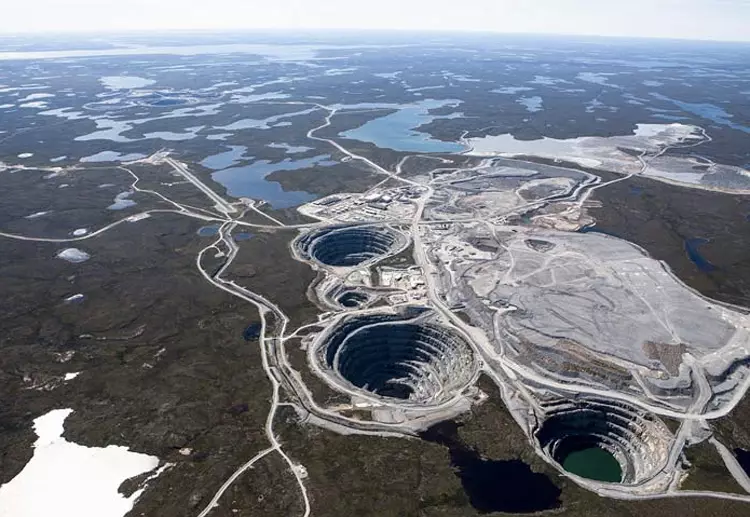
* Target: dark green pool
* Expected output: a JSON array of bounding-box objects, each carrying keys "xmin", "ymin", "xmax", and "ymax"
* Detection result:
[{"xmin": 562, "ymin": 447, "xmax": 622, "ymax": 482}]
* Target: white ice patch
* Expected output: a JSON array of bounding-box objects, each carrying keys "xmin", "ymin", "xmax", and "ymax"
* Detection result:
[
  {"xmin": 374, "ymin": 72, "xmax": 400, "ymax": 79},
  {"xmin": 56, "ymin": 248, "xmax": 90, "ymax": 263},
  {"xmin": 80, "ymin": 151, "xmax": 146, "ymax": 163},
  {"xmin": 464, "ymin": 123, "xmax": 748, "ymax": 190},
  {"xmin": 577, "ymin": 72, "xmax": 620, "ymax": 88},
  {"xmin": 268, "ymin": 142, "xmax": 313, "ymax": 154},
  {"xmin": 63, "ymin": 372, "xmax": 81, "ymax": 381},
  {"xmin": 40, "ymin": 107, "xmax": 87, "ymax": 121},
  {"xmin": 492, "ymin": 86, "xmax": 533, "ymax": 94},
  {"xmin": 465, "ymin": 123, "xmax": 702, "ymax": 171},
  {"xmin": 206, "ymin": 133, "xmax": 232, "ymax": 141},
  {"xmin": 466, "ymin": 133, "xmax": 603, "ymax": 168},
  {"xmin": 0, "ymin": 85, "xmax": 48, "ymax": 93},
  {"xmin": 25, "ymin": 211, "xmax": 50, "ymax": 219},
  {"xmin": 632, "ymin": 123, "xmax": 689, "ymax": 138},
  {"xmin": 19, "ymin": 101, "xmax": 47, "ymax": 109},
  {"xmin": 517, "ymin": 96, "xmax": 543, "ymax": 113},
  {"xmin": 530, "ymin": 75, "xmax": 569, "ymax": 86},
  {"xmin": 0, "ymin": 409, "xmax": 161, "ymax": 517},
  {"xmin": 20, "ymin": 92, "xmax": 54, "ymax": 102},
  {"xmin": 107, "ymin": 191, "xmax": 136, "ymax": 210},
  {"xmin": 100, "ymin": 76, "xmax": 156, "ymax": 89}
]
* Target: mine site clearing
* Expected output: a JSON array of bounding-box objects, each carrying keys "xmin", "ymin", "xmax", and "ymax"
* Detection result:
[
  {"xmin": 290, "ymin": 120, "xmax": 750, "ymax": 500},
  {"xmin": 4, "ymin": 113, "xmax": 750, "ymax": 512}
]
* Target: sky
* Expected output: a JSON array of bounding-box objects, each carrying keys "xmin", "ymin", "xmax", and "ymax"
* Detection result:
[{"xmin": 2, "ymin": 0, "xmax": 749, "ymax": 42}]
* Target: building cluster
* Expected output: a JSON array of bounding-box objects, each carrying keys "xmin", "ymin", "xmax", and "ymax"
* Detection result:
[
  {"xmin": 377, "ymin": 266, "xmax": 427, "ymax": 303},
  {"xmin": 299, "ymin": 187, "xmax": 422, "ymax": 223}
]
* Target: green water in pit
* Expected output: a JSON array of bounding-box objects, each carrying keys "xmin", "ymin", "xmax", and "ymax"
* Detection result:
[{"xmin": 562, "ymin": 447, "xmax": 622, "ymax": 482}]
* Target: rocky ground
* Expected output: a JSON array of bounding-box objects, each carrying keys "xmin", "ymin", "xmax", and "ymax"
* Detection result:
[{"xmin": 2, "ymin": 159, "xmax": 750, "ymax": 517}]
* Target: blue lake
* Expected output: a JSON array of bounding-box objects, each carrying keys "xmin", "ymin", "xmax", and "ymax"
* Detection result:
[
  {"xmin": 197, "ymin": 225, "xmax": 220, "ymax": 237},
  {"xmin": 652, "ymin": 94, "xmax": 750, "ymax": 133},
  {"xmin": 211, "ymin": 155, "xmax": 333, "ymax": 209},
  {"xmin": 685, "ymin": 238, "xmax": 717, "ymax": 272},
  {"xmin": 340, "ymin": 99, "xmax": 466, "ymax": 153},
  {"xmin": 243, "ymin": 323, "xmax": 262, "ymax": 341},
  {"xmin": 201, "ymin": 146, "xmax": 248, "ymax": 170}
]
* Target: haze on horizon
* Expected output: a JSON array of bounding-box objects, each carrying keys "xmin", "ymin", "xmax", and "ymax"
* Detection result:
[{"xmin": 2, "ymin": 0, "xmax": 749, "ymax": 43}]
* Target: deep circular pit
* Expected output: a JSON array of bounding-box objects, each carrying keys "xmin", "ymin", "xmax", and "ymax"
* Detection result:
[
  {"xmin": 536, "ymin": 399, "xmax": 671, "ymax": 484},
  {"xmin": 337, "ymin": 291, "xmax": 369, "ymax": 308},
  {"xmin": 321, "ymin": 314, "xmax": 477, "ymax": 404},
  {"xmin": 301, "ymin": 226, "xmax": 404, "ymax": 267}
]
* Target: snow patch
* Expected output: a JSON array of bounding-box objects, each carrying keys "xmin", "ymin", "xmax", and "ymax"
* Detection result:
[
  {"xmin": 492, "ymin": 86, "xmax": 533, "ymax": 94},
  {"xmin": 56, "ymin": 248, "xmax": 90, "ymax": 263},
  {"xmin": 20, "ymin": 93, "xmax": 54, "ymax": 102},
  {"xmin": 518, "ymin": 96, "xmax": 543, "ymax": 113},
  {"xmin": 100, "ymin": 76, "xmax": 156, "ymax": 89},
  {"xmin": 0, "ymin": 409, "xmax": 161, "ymax": 517},
  {"xmin": 80, "ymin": 151, "xmax": 146, "ymax": 163},
  {"xmin": 633, "ymin": 123, "xmax": 691, "ymax": 138},
  {"xmin": 19, "ymin": 101, "xmax": 48, "ymax": 109},
  {"xmin": 25, "ymin": 211, "xmax": 50, "ymax": 219},
  {"xmin": 107, "ymin": 191, "xmax": 136, "ymax": 210},
  {"xmin": 268, "ymin": 142, "xmax": 313, "ymax": 154}
]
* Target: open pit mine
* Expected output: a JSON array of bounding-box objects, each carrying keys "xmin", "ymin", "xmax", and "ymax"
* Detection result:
[{"xmin": 279, "ymin": 124, "xmax": 750, "ymax": 502}]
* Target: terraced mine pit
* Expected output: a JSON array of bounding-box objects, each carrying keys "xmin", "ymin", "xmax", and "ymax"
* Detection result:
[
  {"xmin": 535, "ymin": 399, "xmax": 672, "ymax": 484},
  {"xmin": 317, "ymin": 312, "xmax": 477, "ymax": 404},
  {"xmin": 296, "ymin": 225, "xmax": 407, "ymax": 267},
  {"xmin": 337, "ymin": 291, "xmax": 369, "ymax": 308}
]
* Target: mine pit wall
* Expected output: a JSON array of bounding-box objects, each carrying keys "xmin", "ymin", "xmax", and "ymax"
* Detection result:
[
  {"xmin": 312, "ymin": 308, "xmax": 478, "ymax": 405},
  {"xmin": 294, "ymin": 224, "xmax": 409, "ymax": 268},
  {"xmin": 331, "ymin": 322, "xmax": 476, "ymax": 403},
  {"xmin": 534, "ymin": 398, "xmax": 673, "ymax": 485}
]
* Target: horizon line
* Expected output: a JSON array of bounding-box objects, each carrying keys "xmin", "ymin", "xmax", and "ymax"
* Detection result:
[{"xmin": 1, "ymin": 27, "xmax": 749, "ymax": 45}]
